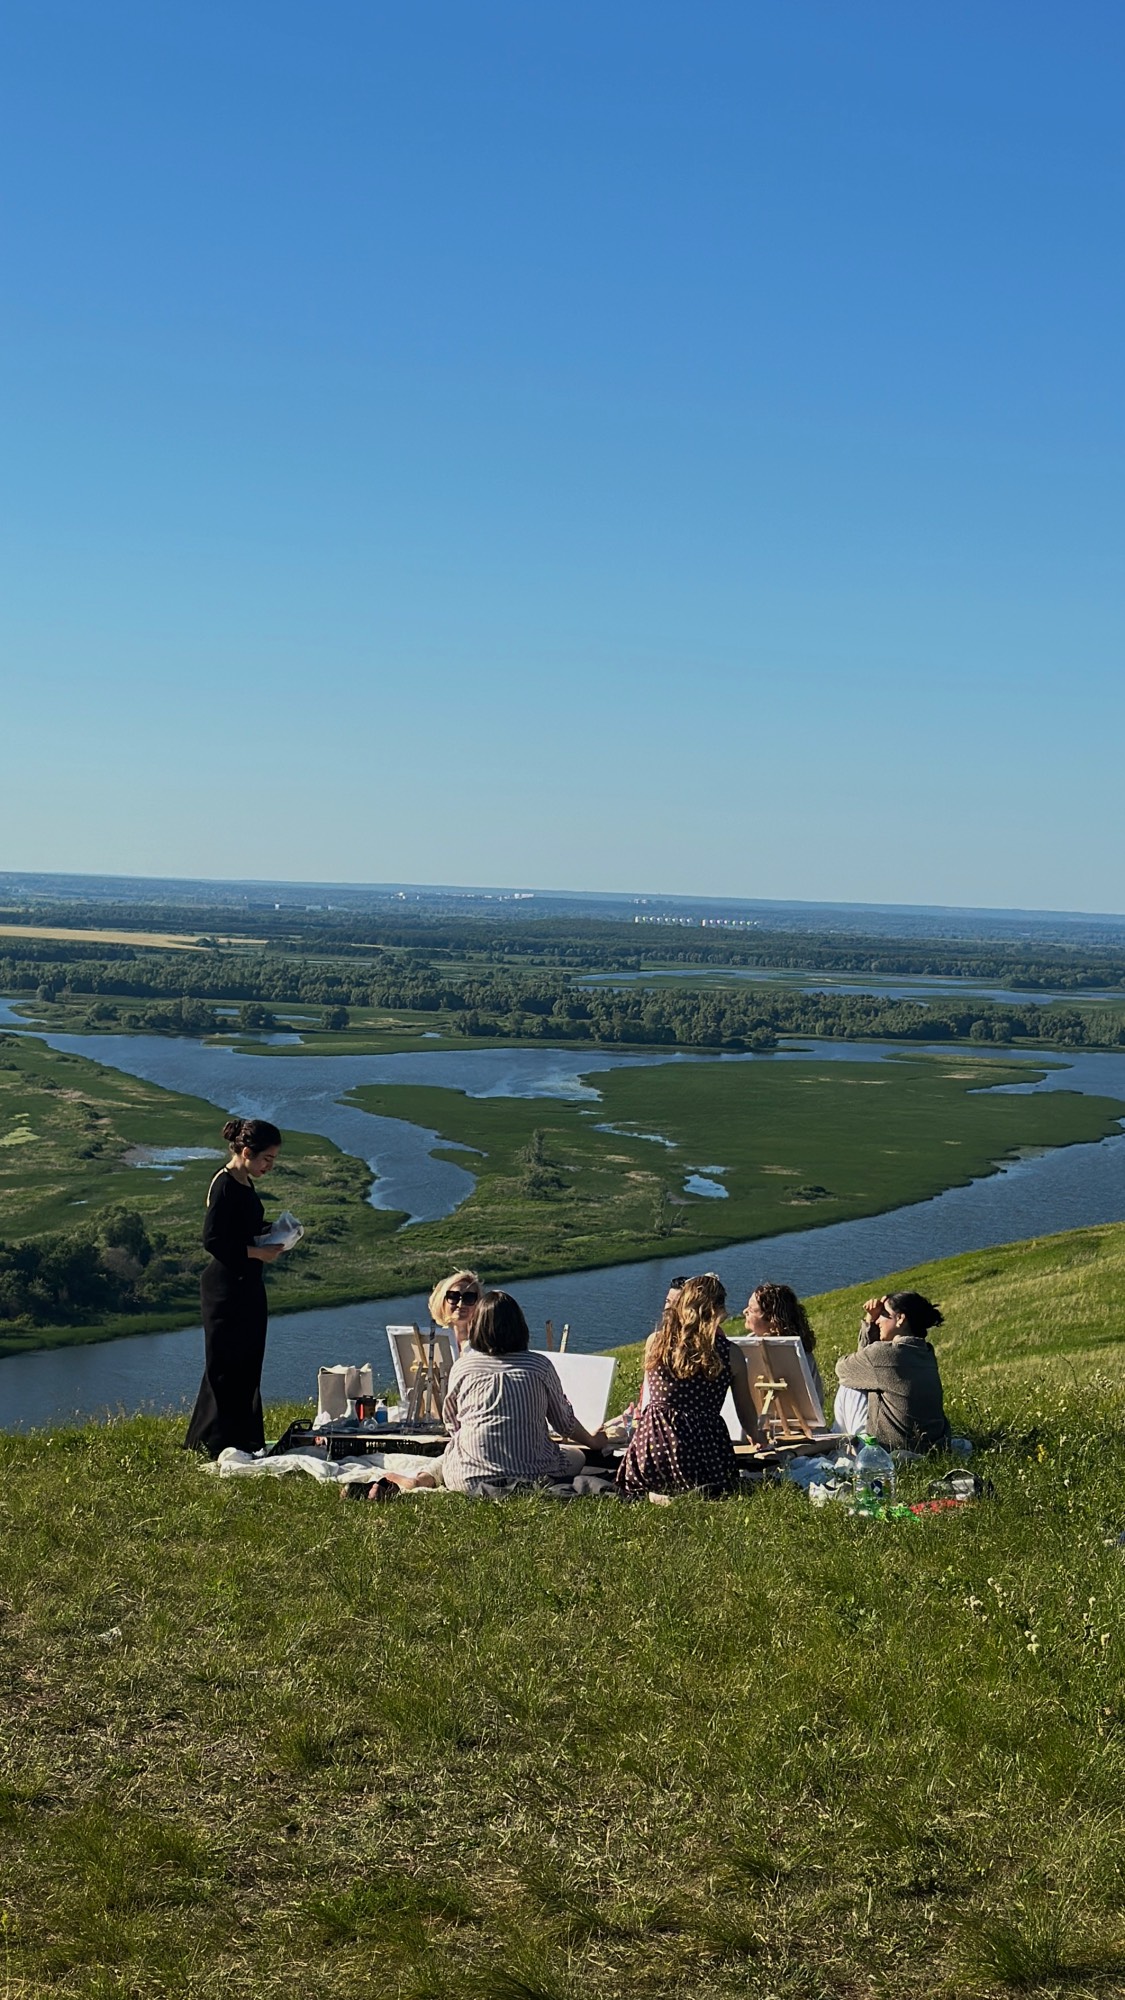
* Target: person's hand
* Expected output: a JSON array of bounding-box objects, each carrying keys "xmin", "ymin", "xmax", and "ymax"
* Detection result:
[
  {"xmin": 256, "ymin": 1244, "xmax": 285, "ymax": 1263},
  {"xmin": 585, "ymin": 1427, "xmax": 609, "ymax": 1453},
  {"xmin": 862, "ymin": 1296, "xmax": 885, "ymax": 1322}
]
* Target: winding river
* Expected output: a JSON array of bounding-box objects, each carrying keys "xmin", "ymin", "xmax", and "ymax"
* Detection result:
[{"xmin": 1, "ymin": 999, "xmax": 1123, "ymax": 1430}]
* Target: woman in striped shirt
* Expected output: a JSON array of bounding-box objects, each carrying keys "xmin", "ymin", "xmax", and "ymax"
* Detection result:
[{"xmin": 381, "ymin": 1290, "xmax": 606, "ymax": 1496}]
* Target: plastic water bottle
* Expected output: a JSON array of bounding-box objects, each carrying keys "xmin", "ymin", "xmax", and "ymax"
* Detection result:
[
  {"xmin": 853, "ymin": 1437, "xmax": 895, "ymax": 1513},
  {"xmin": 374, "ymin": 1399, "xmax": 389, "ymax": 1427}
]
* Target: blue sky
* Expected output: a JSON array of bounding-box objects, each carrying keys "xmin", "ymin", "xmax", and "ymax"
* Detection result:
[{"xmin": 2, "ymin": 1, "xmax": 1122, "ymax": 909}]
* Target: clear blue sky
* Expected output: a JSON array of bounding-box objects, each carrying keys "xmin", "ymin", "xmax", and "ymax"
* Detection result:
[{"xmin": 2, "ymin": 1, "xmax": 1122, "ymax": 910}]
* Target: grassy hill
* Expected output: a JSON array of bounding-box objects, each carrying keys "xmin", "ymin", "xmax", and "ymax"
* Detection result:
[{"xmin": 3, "ymin": 1224, "xmax": 1125, "ymax": 1997}]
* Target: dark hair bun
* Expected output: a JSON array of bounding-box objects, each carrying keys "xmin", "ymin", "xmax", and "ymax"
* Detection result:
[
  {"xmin": 887, "ymin": 1291, "xmax": 944, "ymax": 1336},
  {"xmin": 222, "ymin": 1116, "xmax": 282, "ymax": 1155}
]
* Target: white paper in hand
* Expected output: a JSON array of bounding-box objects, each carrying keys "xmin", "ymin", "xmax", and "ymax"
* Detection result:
[{"xmin": 255, "ymin": 1210, "xmax": 304, "ymax": 1251}]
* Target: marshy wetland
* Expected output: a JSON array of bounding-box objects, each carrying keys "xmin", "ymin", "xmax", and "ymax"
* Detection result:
[
  {"xmin": 2, "ymin": 899, "xmax": 1125, "ymax": 1400},
  {"xmin": 1, "ymin": 993, "xmax": 1124, "ymax": 1382}
]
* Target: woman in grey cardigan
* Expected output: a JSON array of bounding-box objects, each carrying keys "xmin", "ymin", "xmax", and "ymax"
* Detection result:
[{"xmin": 834, "ymin": 1292, "xmax": 951, "ymax": 1452}]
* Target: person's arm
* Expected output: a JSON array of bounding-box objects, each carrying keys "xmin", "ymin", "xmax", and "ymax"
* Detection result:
[
  {"xmin": 543, "ymin": 1370, "xmax": 605, "ymax": 1452},
  {"xmin": 727, "ymin": 1343, "xmax": 763, "ymax": 1444},
  {"xmin": 202, "ymin": 1177, "xmax": 283, "ymax": 1267},
  {"xmin": 836, "ymin": 1347, "xmax": 890, "ymax": 1391},
  {"xmin": 569, "ymin": 1416, "xmax": 607, "ymax": 1450},
  {"xmin": 857, "ymin": 1297, "xmax": 885, "ymax": 1348}
]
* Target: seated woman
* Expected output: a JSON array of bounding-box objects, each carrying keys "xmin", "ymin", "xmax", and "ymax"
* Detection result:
[
  {"xmin": 834, "ymin": 1292, "xmax": 951, "ymax": 1452},
  {"xmin": 428, "ymin": 1268, "xmax": 483, "ymax": 1352},
  {"xmin": 381, "ymin": 1290, "xmax": 606, "ymax": 1496},
  {"xmin": 617, "ymin": 1273, "xmax": 761, "ymax": 1500},
  {"xmin": 742, "ymin": 1281, "xmax": 825, "ymax": 1411}
]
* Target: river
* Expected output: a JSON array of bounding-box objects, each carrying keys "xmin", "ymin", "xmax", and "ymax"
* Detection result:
[
  {"xmin": 1, "ymin": 1002, "xmax": 1123, "ymax": 1430},
  {"xmin": 580, "ymin": 968, "xmax": 1125, "ymax": 1006}
]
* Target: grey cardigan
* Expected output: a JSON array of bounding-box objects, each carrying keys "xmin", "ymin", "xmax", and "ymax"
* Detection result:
[{"xmin": 835, "ymin": 1335, "xmax": 950, "ymax": 1452}]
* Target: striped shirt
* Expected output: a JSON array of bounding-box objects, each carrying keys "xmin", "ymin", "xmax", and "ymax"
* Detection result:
[{"xmin": 439, "ymin": 1348, "xmax": 579, "ymax": 1494}]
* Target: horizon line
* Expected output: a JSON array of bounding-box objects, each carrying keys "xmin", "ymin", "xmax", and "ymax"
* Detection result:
[{"xmin": 1, "ymin": 868, "xmax": 1123, "ymax": 927}]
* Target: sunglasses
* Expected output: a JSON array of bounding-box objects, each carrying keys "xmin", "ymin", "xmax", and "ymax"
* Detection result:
[{"xmin": 446, "ymin": 1289, "xmax": 479, "ymax": 1308}]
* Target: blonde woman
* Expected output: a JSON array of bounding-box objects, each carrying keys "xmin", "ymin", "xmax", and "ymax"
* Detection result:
[
  {"xmin": 428, "ymin": 1269, "xmax": 483, "ymax": 1351},
  {"xmin": 617, "ymin": 1273, "xmax": 759, "ymax": 1499}
]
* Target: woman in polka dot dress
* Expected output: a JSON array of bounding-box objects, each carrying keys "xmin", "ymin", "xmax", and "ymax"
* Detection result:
[{"xmin": 617, "ymin": 1273, "xmax": 761, "ymax": 1499}]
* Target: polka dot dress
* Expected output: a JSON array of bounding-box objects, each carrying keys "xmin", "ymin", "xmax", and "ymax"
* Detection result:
[{"xmin": 617, "ymin": 1332, "xmax": 738, "ymax": 1499}]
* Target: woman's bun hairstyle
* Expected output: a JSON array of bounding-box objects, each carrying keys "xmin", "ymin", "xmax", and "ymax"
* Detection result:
[
  {"xmin": 223, "ymin": 1116, "xmax": 282, "ymax": 1155},
  {"xmin": 886, "ymin": 1291, "xmax": 944, "ymax": 1337}
]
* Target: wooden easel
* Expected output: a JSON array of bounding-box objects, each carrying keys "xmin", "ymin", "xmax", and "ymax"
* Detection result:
[
  {"xmin": 544, "ymin": 1319, "xmax": 570, "ymax": 1352},
  {"xmin": 754, "ymin": 1372, "xmax": 815, "ymax": 1442},
  {"xmin": 406, "ymin": 1323, "xmax": 446, "ymax": 1423}
]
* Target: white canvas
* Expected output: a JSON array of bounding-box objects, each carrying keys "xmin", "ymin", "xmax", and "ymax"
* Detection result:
[
  {"xmin": 543, "ymin": 1351, "xmax": 616, "ymax": 1434},
  {"xmin": 720, "ymin": 1335, "xmax": 827, "ymax": 1440},
  {"xmin": 386, "ymin": 1326, "xmax": 458, "ymax": 1412}
]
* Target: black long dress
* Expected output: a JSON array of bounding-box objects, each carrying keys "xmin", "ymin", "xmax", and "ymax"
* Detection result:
[{"xmin": 183, "ymin": 1169, "xmax": 268, "ymax": 1457}]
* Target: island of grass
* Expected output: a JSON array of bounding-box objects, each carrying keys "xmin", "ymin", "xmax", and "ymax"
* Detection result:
[
  {"xmin": 1, "ymin": 1025, "xmax": 1123, "ymax": 1352},
  {"xmin": 4, "ymin": 1223, "xmax": 1125, "ymax": 1996},
  {"xmin": 343, "ymin": 1050, "xmax": 1124, "ymax": 1287}
]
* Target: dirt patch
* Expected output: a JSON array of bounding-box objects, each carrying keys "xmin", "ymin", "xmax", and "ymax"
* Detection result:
[{"xmin": 0, "ymin": 923, "xmax": 265, "ymax": 949}]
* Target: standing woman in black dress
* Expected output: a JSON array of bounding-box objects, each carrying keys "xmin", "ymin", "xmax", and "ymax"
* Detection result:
[{"xmin": 184, "ymin": 1116, "xmax": 286, "ymax": 1457}]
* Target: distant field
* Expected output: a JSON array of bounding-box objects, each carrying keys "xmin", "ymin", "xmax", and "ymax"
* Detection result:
[{"xmin": 0, "ymin": 924, "xmax": 261, "ymax": 950}]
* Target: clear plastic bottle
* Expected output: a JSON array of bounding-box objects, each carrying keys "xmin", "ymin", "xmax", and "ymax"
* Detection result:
[{"xmin": 853, "ymin": 1436, "xmax": 895, "ymax": 1511}]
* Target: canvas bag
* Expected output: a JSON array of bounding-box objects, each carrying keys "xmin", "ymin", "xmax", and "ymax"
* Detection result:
[{"xmin": 316, "ymin": 1363, "xmax": 375, "ymax": 1420}]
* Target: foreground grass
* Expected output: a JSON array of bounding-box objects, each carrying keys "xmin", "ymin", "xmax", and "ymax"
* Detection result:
[{"xmin": 4, "ymin": 1229, "xmax": 1125, "ymax": 1996}]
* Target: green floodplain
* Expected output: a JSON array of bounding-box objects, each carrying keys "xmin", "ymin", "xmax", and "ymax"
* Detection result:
[
  {"xmin": 4, "ymin": 1226, "xmax": 1125, "ymax": 1997},
  {"xmin": 2, "ymin": 1017, "xmax": 1125, "ymax": 1351}
]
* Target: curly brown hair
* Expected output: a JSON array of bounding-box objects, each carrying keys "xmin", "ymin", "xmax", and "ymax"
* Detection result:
[
  {"xmin": 749, "ymin": 1282, "xmax": 817, "ymax": 1356},
  {"xmin": 646, "ymin": 1272, "xmax": 728, "ymax": 1382}
]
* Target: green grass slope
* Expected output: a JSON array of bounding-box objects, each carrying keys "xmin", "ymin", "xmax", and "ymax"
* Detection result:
[{"xmin": 3, "ymin": 1224, "xmax": 1125, "ymax": 1998}]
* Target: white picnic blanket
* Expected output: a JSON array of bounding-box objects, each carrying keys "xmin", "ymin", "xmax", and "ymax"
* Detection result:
[{"xmin": 203, "ymin": 1447, "xmax": 443, "ymax": 1483}]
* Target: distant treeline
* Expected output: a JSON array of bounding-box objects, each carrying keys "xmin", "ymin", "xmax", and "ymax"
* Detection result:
[
  {"xmin": 4, "ymin": 946, "xmax": 1125, "ymax": 1050},
  {"xmin": 5, "ymin": 900, "xmax": 1125, "ymax": 987}
]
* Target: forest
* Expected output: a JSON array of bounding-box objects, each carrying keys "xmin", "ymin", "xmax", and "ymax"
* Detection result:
[
  {"xmin": 5, "ymin": 891, "xmax": 1125, "ymax": 981},
  {"xmin": 3, "ymin": 939, "xmax": 1124, "ymax": 1051}
]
